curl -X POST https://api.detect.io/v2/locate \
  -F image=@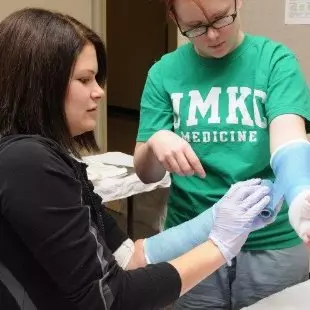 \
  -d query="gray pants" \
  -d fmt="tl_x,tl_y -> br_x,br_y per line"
174,243 -> 309,310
